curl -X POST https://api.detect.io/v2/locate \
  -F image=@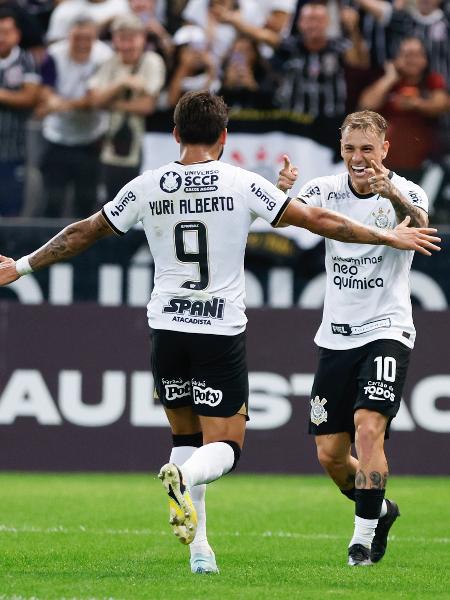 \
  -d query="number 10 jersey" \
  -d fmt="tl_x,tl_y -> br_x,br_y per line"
102,159 -> 289,335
